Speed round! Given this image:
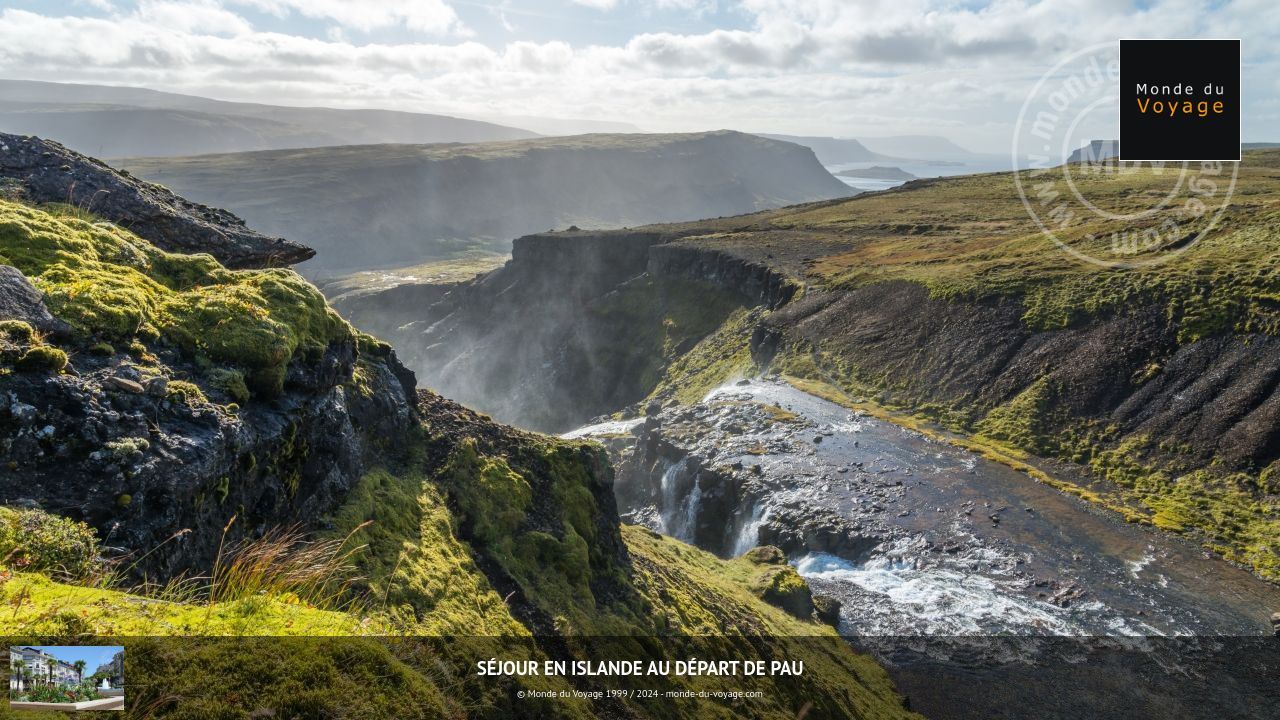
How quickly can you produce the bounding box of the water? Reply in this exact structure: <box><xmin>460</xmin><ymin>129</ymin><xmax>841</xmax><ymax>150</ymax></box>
<box><xmin>580</xmin><ymin>378</ymin><xmax>1280</xmax><ymax>637</ymax></box>
<box><xmin>827</xmin><ymin>156</ymin><xmax>1017</xmax><ymax>191</ymax></box>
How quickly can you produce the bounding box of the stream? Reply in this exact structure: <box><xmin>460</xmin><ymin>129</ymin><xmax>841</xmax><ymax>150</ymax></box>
<box><xmin>568</xmin><ymin>378</ymin><xmax>1280</xmax><ymax>718</ymax></box>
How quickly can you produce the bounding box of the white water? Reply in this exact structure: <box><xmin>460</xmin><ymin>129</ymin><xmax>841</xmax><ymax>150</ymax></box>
<box><xmin>732</xmin><ymin>504</ymin><xmax>768</xmax><ymax>557</ymax></box>
<box><xmin>795</xmin><ymin>551</ymin><xmax>1085</xmax><ymax>635</ymax></box>
<box><xmin>560</xmin><ymin>417</ymin><xmax>644</xmax><ymax>439</ymax></box>
<box><xmin>658</xmin><ymin>458</ymin><xmax>689</xmax><ymax>537</ymax></box>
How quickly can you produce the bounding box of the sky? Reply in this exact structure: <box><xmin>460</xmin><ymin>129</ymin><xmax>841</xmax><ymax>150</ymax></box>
<box><xmin>0</xmin><ymin>0</ymin><xmax>1275</xmax><ymax>153</ymax></box>
<box><xmin>13</xmin><ymin>646</ymin><xmax>123</xmax><ymax>676</ymax></box>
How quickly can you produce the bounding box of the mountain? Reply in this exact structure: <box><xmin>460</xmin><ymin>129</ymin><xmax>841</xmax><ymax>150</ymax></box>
<box><xmin>757</xmin><ymin>133</ymin><xmax>888</xmax><ymax>164</ymax></box>
<box><xmin>857</xmin><ymin>134</ymin><xmax>978</xmax><ymax>160</ymax></box>
<box><xmin>470</xmin><ymin>114</ymin><xmax>644</xmax><ymax>135</ymax></box>
<box><xmin>1068</xmin><ymin>139</ymin><xmax>1120</xmax><ymax>163</ymax></box>
<box><xmin>119</xmin><ymin>131</ymin><xmax>855</xmax><ymax>275</ymax></box>
<box><xmin>0</xmin><ymin>79</ymin><xmax>537</xmax><ymax>157</ymax></box>
<box><xmin>837</xmin><ymin>165</ymin><xmax>916</xmax><ymax>180</ymax></box>
<box><xmin>0</xmin><ymin>134</ymin><xmax>918</xmax><ymax>719</ymax></box>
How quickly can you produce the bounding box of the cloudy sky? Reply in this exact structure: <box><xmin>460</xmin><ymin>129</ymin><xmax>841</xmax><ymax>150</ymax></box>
<box><xmin>0</xmin><ymin>0</ymin><xmax>1275</xmax><ymax>152</ymax></box>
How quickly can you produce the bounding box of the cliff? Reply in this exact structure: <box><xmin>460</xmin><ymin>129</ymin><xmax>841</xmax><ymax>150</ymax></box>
<box><xmin>118</xmin><ymin>131</ymin><xmax>855</xmax><ymax>274</ymax></box>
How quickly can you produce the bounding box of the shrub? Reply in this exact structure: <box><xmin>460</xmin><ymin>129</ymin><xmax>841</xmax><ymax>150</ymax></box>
<box><xmin>14</xmin><ymin>345</ymin><xmax>67</xmax><ymax>373</ymax></box>
<box><xmin>0</xmin><ymin>506</ymin><xmax>100</xmax><ymax>580</ymax></box>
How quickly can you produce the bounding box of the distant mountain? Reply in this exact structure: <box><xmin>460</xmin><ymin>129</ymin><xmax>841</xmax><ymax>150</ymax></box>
<box><xmin>472</xmin><ymin>115</ymin><xmax>643</xmax><ymax>135</ymax></box>
<box><xmin>757</xmin><ymin>134</ymin><xmax>888</xmax><ymax>164</ymax></box>
<box><xmin>119</xmin><ymin>130</ymin><xmax>855</xmax><ymax>275</ymax></box>
<box><xmin>0</xmin><ymin>79</ymin><xmax>536</xmax><ymax>156</ymax></box>
<box><xmin>857</xmin><ymin>135</ymin><xmax>977</xmax><ymax>161</ymax></box>
<box><xmin>1068</xmin><ymin>140</ymin><xmax>1119</xmax><ymax>163</ymax></box>
<box><xmin>837</xmin><ymin>166</ymin><xmax>916</xmax><ymax>181</ymax></box>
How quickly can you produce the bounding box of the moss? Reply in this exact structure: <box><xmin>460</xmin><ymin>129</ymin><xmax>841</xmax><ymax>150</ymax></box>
<box><xmin>647</xmin><ymin>308</ymin><xmax>758</xmax><ymax>406</ymax></box>
<box><xmin>88</xmin><ymin>341</ymin><xmax>115</xmax><ymax>356</ymax></box>
<box><xmin>0</xmin><ymin>319</ymin><xmax>35</xmax><ymax>344</ymax></box>
<box><xmin>356</xmin><ymin>331</ymin><xmax>393</xmax><ymax>358</ymax></box>
<box><xmin>104</xmin><ymin>436</ymin><xmax>150</xmax><ymax>459</ymax></box>
<box><xmin>207</xmin><ymin>367</ymin><xmax>250</xmax><ymax>404</ymax></box>
<box><xmin>166</xmin><ymin>379</ymin><xmax>208</xmax><ymax>405</ymax></box>
<box><xmin>14</xmin><ymin>345</ymin><xmax>67</xmax><ymax>373</ymax></box>
<box><xmin>115</xmin><ymin>493</ymin><xmax>132</xmax><ymax>508</ymax></box>
<box><xmin>0</xmin><ymin>573</ymin><xmax>381</xmax><ymax>635</ymax></box>
<box><xmin>0</xmin><ymin>507</ymin><xmax>100</xmax><ymax>580</ymax></box>
<box><xmin>974</xmin><ymin>377</ymin><xmax>1057</xmax><ymax>455</ymax></box>
<box><xmin>0</xmin><ymin>199</ymin><xmax>356</xmax><ymax>400</ymax></box>
<box><xmin>750</xmin><ymin>565</ymin><xmax>814</xmax><ymax>619</ymax></box>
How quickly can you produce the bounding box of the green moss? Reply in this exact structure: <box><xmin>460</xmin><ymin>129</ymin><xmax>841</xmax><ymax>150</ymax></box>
<box><xmin>0</xmin><ymin>573</ymin><xmax>380</xmax><ymax>635</ymax></box>
<box><xmin>104</xmin><ymin>436</ymin><xmax>150</xmax><ymax>459</ymax></box>
<box><xmin>206</xmin><ymin>368</ymin><xmax>250</xmax><ymax>404</ymax></box>
<box><xmin>975</xmin><ymin>377</ymin><xmax>1057</xmax><ymax>455</ymax></box>
<box><xmin>0</xmin><ymin>199</ymin><xmax>356</xmax><ymax>399</ymax></box>
<box><xmin>647</xmin><ymin>308</ymin><xmax>758</xmax><ymax>406</ymax></box>
<box><xmin>88</xmin><ymin>341</ymin><xmax>115</xmax><ymax>356</ymax></box>
<box><xmin>750</xmin><ymin>564</ymin><xmax>814</xmax><ymax>619</ymax></box>
<box><xmin>0</xmin><ymin>507</ymin><xmax>100</xmax><ymax>580</ymax></box>
<box><xmin>0</xmin><ymin>319</ymin><xmax>35</xmax><ymax>344</ymax></box>
<box><xmin>115</xmin><ymin>493</ymin><xmax>132</xmax><ymax>508</ymax></box>
<box><xmin>166</xmin><ymin>379</ymin><xmax>208</xmax><ymax>405</ymax></box>
<box><xmin>13</xmin><ymin>345</ymin><xmax>67</xmax><ymax>373</ymax></box>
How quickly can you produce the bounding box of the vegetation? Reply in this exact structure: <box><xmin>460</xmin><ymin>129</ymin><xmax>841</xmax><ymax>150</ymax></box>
<box><xmin>0</xmin><ymin>199</ymin><xmax>357</xmax><ymax>398</ymax></box>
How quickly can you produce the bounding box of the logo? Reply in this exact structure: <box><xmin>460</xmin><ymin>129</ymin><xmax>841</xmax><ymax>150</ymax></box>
<box><xmin>1011</xmin><ymin>42</ymin><xmax>1238</xmax><ymax>268</ymax></box>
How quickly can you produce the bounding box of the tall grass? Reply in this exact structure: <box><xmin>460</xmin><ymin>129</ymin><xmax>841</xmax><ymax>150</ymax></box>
<box><xmin>208</xmin><ymin>517</ymin><xmax>373</xmax><ymax>611</ymax></box>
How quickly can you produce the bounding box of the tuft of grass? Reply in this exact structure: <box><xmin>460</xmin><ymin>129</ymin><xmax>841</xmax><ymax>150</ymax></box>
<box><xmin>208</xmin><ymin>518</ymin><xmax>372</xmax><ymax>612</ymax></box>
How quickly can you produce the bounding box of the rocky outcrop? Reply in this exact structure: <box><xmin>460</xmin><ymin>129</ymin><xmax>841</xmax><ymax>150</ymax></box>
<box><xmin>380</xmin><ymin>227</ymin><xmax>772</xmax><ymax>431</ymax></box>
<box><xmin>648</xmin><ymin>243</ymin><xmax>797</xmax><ymax>309</ymax></box>
<box><xmin>0</xmin><ymin>265</ymin><xmax>70</xmax><ymax>338</ymax></box>
<box><xmin>0</xmin><ymin>133</ymin><xmax>313</xmax><ymax>268</ymax></box>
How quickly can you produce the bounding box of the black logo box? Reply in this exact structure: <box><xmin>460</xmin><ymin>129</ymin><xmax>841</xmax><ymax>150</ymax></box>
<box><xmin>1119</xmin><ymin>39</ymin><xmax>1240</xmax><ymax>161</ymax></box>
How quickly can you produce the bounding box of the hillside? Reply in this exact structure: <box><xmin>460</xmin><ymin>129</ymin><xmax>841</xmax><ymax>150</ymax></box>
<box><xmin>758</xmin><ymin>134</ymin><xmax>888</xmax><ymax>164</ymax></box>
<box><xmin>0</xmin><ymin>79</ymin><xmax>536</xmax><ymax>157</ymax></box>
<box><xmin>0</xmin><ymin>134</ymin><xmax>916</xmax><ymax>719</ymax></box>
<box><xmin>376</xmin><ymin>151</ymin><xmax>1280</xmax><ymax>584</ymax></box>
<box><xmin>119</xmin><ymin>131</ymin><xmax>855</xmax><ymax>275</ymax></box>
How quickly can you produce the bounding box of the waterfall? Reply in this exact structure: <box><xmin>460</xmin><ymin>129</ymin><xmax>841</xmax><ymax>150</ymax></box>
<box><xmin>732</xmin><ymin>504</ymin><xmax>768</xmax><ymax>557</ymax></box>
<box><xmin>658</xmin><ymin>458</ymin><xmax>689</xmax><ymax>535</ymax></box>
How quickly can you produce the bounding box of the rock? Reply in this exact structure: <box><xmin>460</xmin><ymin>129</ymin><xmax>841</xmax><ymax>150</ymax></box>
<box><xmin>0</xmin><ymin>133</ymin><xmax>312</xmax><ymax>268</ymax></box>
<box><xmin>743</xmin><ymin>545</ymin><xmax>787</xmax><ymax>565</ymax></box>
<box><xmin>1271</xmin><ymin>612</ymin><xmax>1279</xmax><ymax>636</ymax></box>
<box><xmin>0</xmin><ymin>265</ymin><xmax>72</xmax><ymax>338</ymax></box>
<box><xmin>144</xmin><ymin>376</ymin><xmax>168</xmax><ymax>397</ymax></box>
<box><xmin>105</xmin><ymin>376</ymin><xmax>145</xmax><ymax>394</ymax></box>
<box><xmin>812</xmin><ymin>594</ymin><xmax>842</xmax><ymax>627</ymax></box>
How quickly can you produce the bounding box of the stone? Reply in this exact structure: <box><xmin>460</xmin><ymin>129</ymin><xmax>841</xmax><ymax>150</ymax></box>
<box><xmin>144</xmin><ymin>377</ymin><xmax>168</xmax><ymax>397</ymax></box>
<box><xmin>105</xmin><ymin>376</ymin><xmax>145</xmax><ymax>394</ymax></box>
<box><xmin>0</xmin><ymin>265</ymin><xmax>71</xmax><ymax>338</ymax></box>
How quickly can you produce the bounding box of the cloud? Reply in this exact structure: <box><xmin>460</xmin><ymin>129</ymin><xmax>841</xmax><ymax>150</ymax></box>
<box><xmin>0</xmin><ymin>1</ymin><xmax>1275</xmax><ymax>151</ymax></box>
<box><xmin>229</xmin><ymin>0</ymin><xmax>467</xmax><ymax>35</ymax></box>
<box><xmin>569</xmin><ymin>0</ymin><xmax>620</xmax><ymax>9</ymax></box>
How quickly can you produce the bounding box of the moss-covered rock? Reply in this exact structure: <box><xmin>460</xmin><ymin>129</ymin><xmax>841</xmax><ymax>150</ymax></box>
<box><xmin>13</xmin><ymin>345</ymin><xmax>66</xmax><ymax>373</ymax></box>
